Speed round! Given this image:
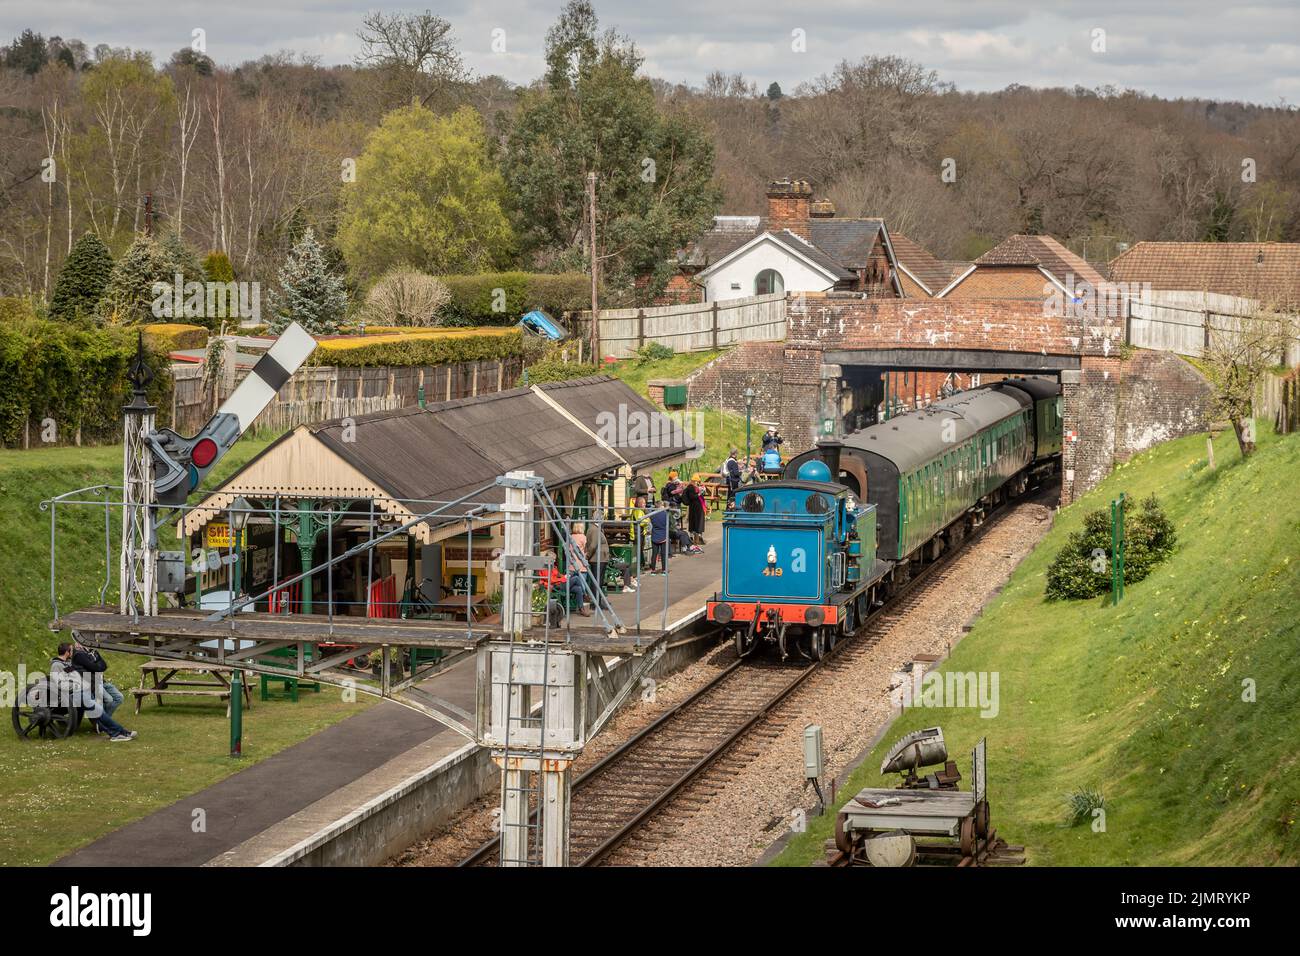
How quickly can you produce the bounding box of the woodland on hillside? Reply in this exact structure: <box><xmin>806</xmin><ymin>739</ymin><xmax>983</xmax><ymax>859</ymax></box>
<box><xmin>1</xmin><ymin>2</ymin><xmax>1297</xmax><ymax>309</ymax></box>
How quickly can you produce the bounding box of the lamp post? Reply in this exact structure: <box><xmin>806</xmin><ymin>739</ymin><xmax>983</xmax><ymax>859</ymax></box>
<box><xmin>229</xmin><ymin>496</ymin><xmax>251</xmax><ymax>600</ymax></box>
<box><xmin>744</xmin><ymin>388</ymin><xmax>756</xmax><ymax>461</ymax></box>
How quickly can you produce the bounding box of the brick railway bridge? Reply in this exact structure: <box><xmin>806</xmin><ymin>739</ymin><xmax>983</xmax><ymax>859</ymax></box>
<box><xmin>680</xmin><ymin>293</ymin><xmax>1212</xmax><ymax>504</ymax></box>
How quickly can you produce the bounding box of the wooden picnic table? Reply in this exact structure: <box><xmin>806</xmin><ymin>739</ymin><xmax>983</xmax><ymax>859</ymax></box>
<box><xmin>132</xmin><ymin>659</ymin><xmax>254</xmax><ymax>716</ymax></box>
<box><xmin>690</xmin><ymin>473</ymin><xmax>730</xmax><ymax>511</ymax></box>
<box><xmin>431</xmin><ymin>593</ymin><xmax>487</xmax><ymax>621</ymax></box>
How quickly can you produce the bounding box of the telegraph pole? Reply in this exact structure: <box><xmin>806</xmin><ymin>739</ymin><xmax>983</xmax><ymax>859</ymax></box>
<box><xmin>587</xmin><ymin>171</ymin><xmax>599</xmax><ymax>362</ymax></box>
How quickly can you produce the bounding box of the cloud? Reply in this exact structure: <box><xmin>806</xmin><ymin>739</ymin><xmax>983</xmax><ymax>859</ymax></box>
<box><xmin>5</xmin><ymin>0</ymin><xmax>1298</xmax><ymax>104</ymax></box>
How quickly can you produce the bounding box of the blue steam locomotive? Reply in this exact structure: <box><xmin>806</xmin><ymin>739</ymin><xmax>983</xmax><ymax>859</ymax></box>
<box><xmin>706</xmin><ymin>378</ymin><xmax>1062</xmax><ymax>659</ymax></box>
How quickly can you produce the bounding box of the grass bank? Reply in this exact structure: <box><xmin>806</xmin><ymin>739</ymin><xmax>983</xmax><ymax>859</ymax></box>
<box><xmin>773</xmin><ymin>426</ymin><xmax>1300</xmax><ymax>867</ymax></box>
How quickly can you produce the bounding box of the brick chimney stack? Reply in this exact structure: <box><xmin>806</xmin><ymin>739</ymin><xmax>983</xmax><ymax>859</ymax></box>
<box><xmin>810</xmin><ymin>198</ymin><xmax>835</xmax><ymax>218</ymax></box>
<box><xmin>766</xmin><ymin>178</ymin><xmax>813</xmax><ymax>240</ymax></box>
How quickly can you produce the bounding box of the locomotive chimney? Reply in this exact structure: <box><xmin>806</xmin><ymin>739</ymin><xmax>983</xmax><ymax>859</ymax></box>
<box><xmin>816</xmin><ymin>438</ymin><xmax>843</xmax><ymax>484</ymax></box>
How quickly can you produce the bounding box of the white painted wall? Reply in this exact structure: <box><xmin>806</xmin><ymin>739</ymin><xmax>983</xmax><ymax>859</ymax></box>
<box><xmin>703</xmin><ymin>236</ymin><xmax>836</xmax><ymax>302</ymax></box>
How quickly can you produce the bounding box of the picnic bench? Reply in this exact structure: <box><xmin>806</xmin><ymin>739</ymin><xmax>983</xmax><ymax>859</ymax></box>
<box><xmin>690</xmin><ymin>473</ymin><xmax>730</xmax><ymax>511</ymax></box>
<box><xmin>132</xmin><ymin>659</ymin><xmax>254</xmax><ymax>716</ymax></box>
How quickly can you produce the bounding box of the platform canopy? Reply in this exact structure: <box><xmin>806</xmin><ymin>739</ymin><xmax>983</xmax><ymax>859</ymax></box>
<box><xmin>179</xmin><ymin>376</ymin><xmax>699</xmax><ymax>542</ymax></box>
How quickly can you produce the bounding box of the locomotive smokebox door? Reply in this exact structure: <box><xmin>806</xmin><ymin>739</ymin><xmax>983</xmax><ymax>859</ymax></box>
<box><xmin>803</xmin><ymin>724</ymin><xmax>824</xmax><ymax>780</ymax></box>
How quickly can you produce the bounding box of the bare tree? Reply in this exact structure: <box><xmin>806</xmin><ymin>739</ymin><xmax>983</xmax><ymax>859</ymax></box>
<box><xmin>355</xmin><ymin>10</ymin><xmax>466</xmax><ymax>111</ymax></box>
<box><xmin>1202</xmin><ymin>301</ymin><xmax>1295</xmax><ymax>457</ymax></box>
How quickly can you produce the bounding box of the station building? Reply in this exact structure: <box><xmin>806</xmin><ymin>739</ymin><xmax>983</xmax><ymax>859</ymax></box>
<box><xmin>178</xmin><ymin>375</ymin><xmax>699</xmax><ymax>619</ymax></box>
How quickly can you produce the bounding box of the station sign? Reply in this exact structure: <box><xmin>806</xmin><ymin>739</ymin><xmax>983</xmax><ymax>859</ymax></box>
<box><xmin>205</xmin><ymin>522</ymin><xmax>248</xmax><ymax>550</ymax></box>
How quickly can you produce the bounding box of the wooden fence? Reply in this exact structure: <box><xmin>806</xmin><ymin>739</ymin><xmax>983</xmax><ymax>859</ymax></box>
<box><xmin>586</xmin><ymin>292</ymin><xmax>787</xmax><ymax>359</ymax></box>
<box><xmin>1127</xmin><ymin>290</ymin><xmax>1300</xmax><ymax>365</ymax></box>
<box><xmin>170</xmin><ymin>355</ymin><xmax>525</xmax><ymax>436</ymax></box>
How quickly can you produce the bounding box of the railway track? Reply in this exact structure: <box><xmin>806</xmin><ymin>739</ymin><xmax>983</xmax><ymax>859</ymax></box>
<box><xmin>459</xmin><ymin>485</ymin><xmax>1054</xmax><ymax>867</ymax></box>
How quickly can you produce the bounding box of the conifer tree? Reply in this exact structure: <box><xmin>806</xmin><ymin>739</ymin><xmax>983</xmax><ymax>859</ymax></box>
<box><xmin>49</xmin><ymin>232</ymin><xmax>114</xmax><ymax>321</ymax></box>
<box><xmin>96</xmin><ymin>233</ymin><xmax>172</xmax><ymax>324</ymax></box>
<box><xmin>269</xmin><ymin>227</ymin><xmax>347</xmax><ymax>334</ymax></box>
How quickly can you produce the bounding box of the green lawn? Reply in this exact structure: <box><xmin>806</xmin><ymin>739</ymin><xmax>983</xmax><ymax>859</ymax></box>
<box><xmin>774</xmin><ymin>425</ymin><xmax>1300</xmax><ymax>867</ymax></box>
<box><xmin>0</xmin><ymin>436</ymin><xmax>373</xmax><ymax>866</ymax></box>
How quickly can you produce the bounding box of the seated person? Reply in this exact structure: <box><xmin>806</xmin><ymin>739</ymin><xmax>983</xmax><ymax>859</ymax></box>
<box><xmin>761</xmin><ymin>448</ymin><xmax>782</xmax><ymax>473</ymax></box>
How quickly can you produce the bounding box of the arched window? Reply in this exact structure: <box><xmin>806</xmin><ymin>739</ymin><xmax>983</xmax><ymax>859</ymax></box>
<box><xmin>755</xmin><ymin>269</ymin><xmax>784</xmax><ymax>295</ymax></box>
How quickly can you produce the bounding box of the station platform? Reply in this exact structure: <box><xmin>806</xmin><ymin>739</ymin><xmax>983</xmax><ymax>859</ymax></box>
<box><xmin>55</xmin><ymin>527</ymin><xmax>722</xmax><ymax>867</ymax></box>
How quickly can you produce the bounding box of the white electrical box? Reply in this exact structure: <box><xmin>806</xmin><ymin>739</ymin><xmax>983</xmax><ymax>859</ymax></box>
<box><xmin>803</xmin><ymin>724</ymin><xmax>824</xmax><ymax>780</ymax></box>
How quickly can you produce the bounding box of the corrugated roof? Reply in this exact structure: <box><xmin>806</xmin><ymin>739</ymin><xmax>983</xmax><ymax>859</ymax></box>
<box><xmin>537</xmin><ymin>375</ymin><xmax>700</xmax><ymax>467</ymax></box>
<box><xmin>1107</xmin><ymin>241</ymin><xmax>1300</xmax><ymax>307</ymax></box>
<box><xmin>307</xmin><ymin>385</ymin><xmax>626</xmax><ymax>513</ymax></box>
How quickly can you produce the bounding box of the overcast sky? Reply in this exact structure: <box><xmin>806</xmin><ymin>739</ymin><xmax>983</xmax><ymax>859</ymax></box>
<box><xmin>6</xmin><ymin>1</ymin><xmax>1298</xmax><ymax>104</ymax></box>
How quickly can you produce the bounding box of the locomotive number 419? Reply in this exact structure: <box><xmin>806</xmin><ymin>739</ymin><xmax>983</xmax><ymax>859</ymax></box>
<box><xmin>762</xmin><ymin>566</ymin><xmax>784</xmax><ymax>577</ymax></box>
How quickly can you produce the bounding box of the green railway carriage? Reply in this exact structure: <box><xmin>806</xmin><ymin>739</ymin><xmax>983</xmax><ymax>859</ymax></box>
<box><xmin>788</xmin><ymin>380</ymin><xmax>1057</xmax><ymax>563</ymax></box>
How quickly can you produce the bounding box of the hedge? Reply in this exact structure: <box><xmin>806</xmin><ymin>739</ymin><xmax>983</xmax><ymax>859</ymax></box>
<box><xmin>142</xmin><ymin>323</ymin><xmax>209</xmax><ymax>352</ymax></box>
<box><xmin>309</xmin><ymin>329</ymin><xmax>525</xmax><ymax>368</ymax></box>
<box><xmin>0</xmin><ymin>312</ymin><xmax>172</xmax><ymax>447</ymax></box>
<box><xmin>437</xmin><ymin>272</ymin><xmax>591</xmax><ymax>326</ymax></box>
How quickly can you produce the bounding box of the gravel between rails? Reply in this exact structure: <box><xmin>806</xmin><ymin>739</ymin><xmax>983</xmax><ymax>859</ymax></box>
<box><xmin>392</xmin><ymin>497</ymin><xmax>1052</xmax><ymax>867</ymax></box>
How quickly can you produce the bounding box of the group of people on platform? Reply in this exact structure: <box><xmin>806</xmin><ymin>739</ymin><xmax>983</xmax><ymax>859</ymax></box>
<box><xmin>556</xmin><ymin>425</ymin><xmax>785</xmax><ymax>617</ymax></box>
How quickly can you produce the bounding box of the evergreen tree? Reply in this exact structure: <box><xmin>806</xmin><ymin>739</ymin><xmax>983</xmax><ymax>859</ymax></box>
<box><xmin>49</xmin><ymin>232</ymin><xmax>113</xmax><ymax>321</ymax></box>
<box><xmin>96</xmin><ymin>233</ymin><xmax>172</xmax><ymax>324</ymax></box>
<box><xmin>158</xmin><ymin>231</ymin><xmax>206</xmax><ymax>286</ymax></box>
<box><xmin>202</xmin><ymin>250</ymin><xmax>235</xmax><ymax>283</ymax></box>
<box><xmin>269</xmin><ymin>227</ymin><xmax>347</xmax><ymax>334</ymax></box>
<box><xmin>766</xmin><ymin>81</ymin><xmax>783</xmax><ymax>100</ymax></box>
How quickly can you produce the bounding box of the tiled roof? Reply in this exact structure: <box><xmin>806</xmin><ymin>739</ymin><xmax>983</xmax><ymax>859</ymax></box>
<box><xmin>1108</xmin><ymin>242</ymin><xmax>1300</xmax><ymax>306</ymax></box>
<box><xmin>775</xmin><ymin>229</ymin><xmax>857</xmax><ymax>280</ymax></box>
<box><xmin>680</xmin><ymin>215</ymin><xmax>884</xmax><ymax>275</ymax></box>
<box><xmin>889</xmin><ymin>233</ymin><xmax>953</xmax><ymax>294</ymax></box>
<box><xmin>973</xmin><ymin>234</ymin><xmax>1106</xmax><ymax>288</ymax></box>
<box><xmin>808</xmin><ymin>218</ymin><xmax>884</xmax><ymax>267</ymax></box>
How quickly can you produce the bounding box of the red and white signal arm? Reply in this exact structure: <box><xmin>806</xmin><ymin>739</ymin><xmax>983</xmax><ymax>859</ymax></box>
<box><xmin>150</xmin><ymin>323</ymin><xmax>316</xmax><ymax>504</ymax></box>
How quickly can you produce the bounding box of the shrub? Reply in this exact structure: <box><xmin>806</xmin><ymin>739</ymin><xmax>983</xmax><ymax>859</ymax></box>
<box><xmin>438</xmin><ymin>272</ymin><xmax>590</xmax><ymax>326</ymax></box>
<box><xmin>309</xmin><ymin>329</ymin><xmax>523</xmax><ymax>368</ymax></box>
<box><xmin>0</xmin><ymin>316</ymin><xmax>172</xmax><ymax>446</ymax></box>
<box><xmin>142</xmin><ymin>323</ymin><xmax>209</xmax><ymax>352</ymax></box>
<box><xmin>1065</xmin><ymin>788</ymin><xmax>1106</xmax><ymax>827</ymax></box>
<box><xmin>49</xmin><ymin>233</ymin><xmax>113</xmax><ymax>321</ymax></box>
<box><xmin>203</xmin><ymin>250</ymin><xmax>235</xmax><ymax>283</ymax></box>
<box><xmin>1046</xmin><ymin>494</ymin><xmax>1176</xmax><ymax>601</ymax></box>
<box><xmin>517</xmin><ymin>354</ymin><xmax>601</xmax><ymax>385</ymax></box>
<box><xmin>635</xmin><ymin>341</ymin><xmax>674</xmax><ymax>363</ymax></box>
<box><xmin>363</xmin><ymin>269</ymin><xmax>451</xmax><ymax>327</ymax></box>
